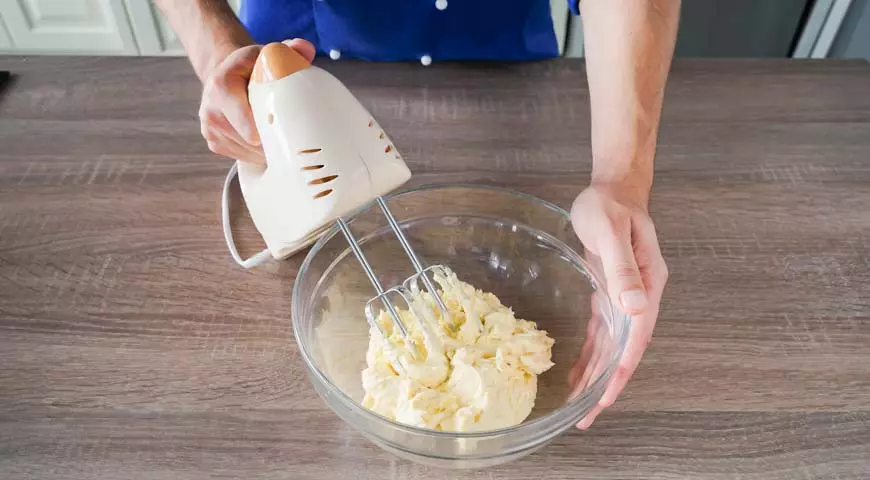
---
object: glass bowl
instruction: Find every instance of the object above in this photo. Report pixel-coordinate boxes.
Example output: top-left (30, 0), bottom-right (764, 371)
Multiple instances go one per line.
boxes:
top-left (292, 184), bottom-right (629, 469)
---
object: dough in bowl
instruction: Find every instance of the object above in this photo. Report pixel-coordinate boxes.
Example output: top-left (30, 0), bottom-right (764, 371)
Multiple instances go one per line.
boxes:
top-left (361, 270), bottom-right (555, 432)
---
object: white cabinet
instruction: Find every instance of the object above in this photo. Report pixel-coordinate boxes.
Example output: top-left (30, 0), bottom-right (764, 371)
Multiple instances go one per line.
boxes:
top-left (0, 0), bottom-right (238, 55)
top-left (0, 0), bottom-right (138, 54)
top-left (0, 14), bottom-right (12, 49)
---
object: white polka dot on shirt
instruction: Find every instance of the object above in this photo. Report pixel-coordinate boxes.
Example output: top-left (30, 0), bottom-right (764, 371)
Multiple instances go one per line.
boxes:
top-left (435, 0), bottom-right (448, 10)
top-left (420, 55), bottom-right (432, 66)
top-left (329, 49), bottom-right (341, 60)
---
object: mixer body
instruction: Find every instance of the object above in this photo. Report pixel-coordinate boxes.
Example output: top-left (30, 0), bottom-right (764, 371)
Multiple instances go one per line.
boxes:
top-left (239, 43), bottom-right (411, 260)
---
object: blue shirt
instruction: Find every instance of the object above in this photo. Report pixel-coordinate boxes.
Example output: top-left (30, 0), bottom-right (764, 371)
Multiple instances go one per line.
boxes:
top-left (240, 0), bottom-right (579, 62)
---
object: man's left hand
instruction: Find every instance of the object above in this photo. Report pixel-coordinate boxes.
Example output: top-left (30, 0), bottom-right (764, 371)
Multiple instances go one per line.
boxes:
top-left (569, 181), bottom-right (668, 429)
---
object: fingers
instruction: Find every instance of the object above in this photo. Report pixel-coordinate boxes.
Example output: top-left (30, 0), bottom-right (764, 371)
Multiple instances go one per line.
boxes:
top-left (574, 317), bottom-right (645, 431)
top-left (568, 294), bottom-right (605, 394)
top-left (595, 217), bottom-right (667, 408)
top-left (207, 45), bottom-right (262, 146)
top-left (201, 110), bottom-right (264, 164)
top-left (599, 306), bottom-right (657, 408)
top-left (576, 404), bottom-right (604, 430)
top-left (221, 74), bottom-right (261, 146)
top-left (200, 45), bottom-right (265, 163)
top-left (282, 38), bottom-right (316, 62)
top-left (584, 217), bottom-right (667, 426)
top-left (571, 292), bottom-right (610, 430)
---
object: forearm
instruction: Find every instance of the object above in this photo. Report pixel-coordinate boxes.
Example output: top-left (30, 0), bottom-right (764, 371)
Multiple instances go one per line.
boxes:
top-left (580, 0), bottom-right (680, 201)
top-left (154, 0), bottom-right (253, 82)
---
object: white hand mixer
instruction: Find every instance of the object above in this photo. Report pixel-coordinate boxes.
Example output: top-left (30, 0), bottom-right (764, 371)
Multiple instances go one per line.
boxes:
top-left (220, 42), bottom-right (456, 358)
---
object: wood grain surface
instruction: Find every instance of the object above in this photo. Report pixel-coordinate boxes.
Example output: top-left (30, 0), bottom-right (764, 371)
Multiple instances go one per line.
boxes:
top-left (0, 56), bottom-right (869, 479)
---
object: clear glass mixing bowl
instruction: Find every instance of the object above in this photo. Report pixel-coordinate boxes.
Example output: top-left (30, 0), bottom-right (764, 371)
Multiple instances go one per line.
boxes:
top-left (292, 184), bottom-right (630, 469)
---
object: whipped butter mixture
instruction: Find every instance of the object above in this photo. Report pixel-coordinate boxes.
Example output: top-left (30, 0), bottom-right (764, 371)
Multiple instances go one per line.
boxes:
top-left (361, 270), bottom-right (555, 432)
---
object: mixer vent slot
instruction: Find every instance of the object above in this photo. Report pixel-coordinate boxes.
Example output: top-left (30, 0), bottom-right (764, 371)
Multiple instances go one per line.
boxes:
top-left (379, 132), bottom-right (385, 139)
top-left (308, 175), bottom-right (339, 185)
top-left (298, 148), bottom-right (322, 154)
top-left (301, 165), bottom-right (324, 171)
top-left (314, 189), bottom-right (333, 199)
top-left (384, 145), bottom-right (392, 153)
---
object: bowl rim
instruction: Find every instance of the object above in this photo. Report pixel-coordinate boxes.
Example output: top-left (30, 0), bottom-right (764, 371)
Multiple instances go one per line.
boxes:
top-left (291, 183), bottom-right (630, 439)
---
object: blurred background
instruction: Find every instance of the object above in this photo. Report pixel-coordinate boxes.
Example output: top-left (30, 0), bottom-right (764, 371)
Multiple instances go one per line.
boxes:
top-left (0, 0), bottom-right (866, 60)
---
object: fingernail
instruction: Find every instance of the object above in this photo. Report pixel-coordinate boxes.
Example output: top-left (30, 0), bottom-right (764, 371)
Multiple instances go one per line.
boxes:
top-left (620, 289), bottom-right (647, 313)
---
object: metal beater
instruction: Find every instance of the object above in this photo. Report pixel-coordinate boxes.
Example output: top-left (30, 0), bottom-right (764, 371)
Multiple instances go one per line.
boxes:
top-left (336, 197), bottom-right (453, 360)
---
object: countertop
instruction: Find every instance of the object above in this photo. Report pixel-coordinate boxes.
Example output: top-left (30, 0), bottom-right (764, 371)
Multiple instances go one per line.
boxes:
top-left (0, 57), bottom-right (869, 479)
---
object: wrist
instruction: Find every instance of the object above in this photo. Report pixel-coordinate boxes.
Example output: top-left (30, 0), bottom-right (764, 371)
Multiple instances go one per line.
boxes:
top-left (198, 39), bottom-right (245, 80)
top-left (590, 159), bottom-right (653, 208)
top-left (194, 23), bottom-right (253, 82)
top-left (590, 133), bottom-right (657, 207)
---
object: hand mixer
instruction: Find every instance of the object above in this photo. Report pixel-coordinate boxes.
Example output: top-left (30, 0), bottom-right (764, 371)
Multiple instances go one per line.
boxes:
top-left (220, 42), bottom-right (457, 360)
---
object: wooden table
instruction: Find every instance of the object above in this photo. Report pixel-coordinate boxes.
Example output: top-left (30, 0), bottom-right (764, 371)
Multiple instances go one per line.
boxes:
top-left (1, 57), bottom-right (869, 479)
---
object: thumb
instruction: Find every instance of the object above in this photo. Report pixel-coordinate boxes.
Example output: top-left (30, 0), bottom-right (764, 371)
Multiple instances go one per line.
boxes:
top-left (598, 228), bottom-right (647, 316)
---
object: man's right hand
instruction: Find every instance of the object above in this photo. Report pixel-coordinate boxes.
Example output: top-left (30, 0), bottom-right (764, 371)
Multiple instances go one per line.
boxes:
top-left (198, 39), bottom-right (316, 164)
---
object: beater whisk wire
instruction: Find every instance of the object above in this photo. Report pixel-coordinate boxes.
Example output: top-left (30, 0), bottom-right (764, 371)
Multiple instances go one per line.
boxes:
top-left (336, 216), bottom-right (420, 358)
top-left (375, 197), bottom-right (450, 321)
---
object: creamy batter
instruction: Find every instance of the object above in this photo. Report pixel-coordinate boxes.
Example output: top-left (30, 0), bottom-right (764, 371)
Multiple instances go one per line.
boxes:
top-left (361, 270), bottom-right (555, 432)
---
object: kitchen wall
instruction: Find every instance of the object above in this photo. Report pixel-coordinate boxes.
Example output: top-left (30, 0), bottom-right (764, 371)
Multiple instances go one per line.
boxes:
top-left (672, 0), bottom-right (809, 57)
top-left (564, 0), bottom-right (869, 59)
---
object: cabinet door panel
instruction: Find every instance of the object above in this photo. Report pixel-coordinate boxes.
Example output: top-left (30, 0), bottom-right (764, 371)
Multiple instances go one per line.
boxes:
top-left (0, 0), bottom-right (137, 54)
top-left (0, 15), bottom-right (12, 49)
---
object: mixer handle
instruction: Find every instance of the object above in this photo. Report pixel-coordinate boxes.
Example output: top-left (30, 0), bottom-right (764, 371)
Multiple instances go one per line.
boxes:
top-left (251, 42), bottom-right (311, 84)
top-left (221, 41), bottom-right (320, 269)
